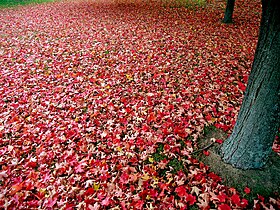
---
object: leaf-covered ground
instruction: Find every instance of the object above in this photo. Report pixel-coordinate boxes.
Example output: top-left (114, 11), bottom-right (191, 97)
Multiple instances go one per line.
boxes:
top-left (0, 0), bottom-right (279, 209)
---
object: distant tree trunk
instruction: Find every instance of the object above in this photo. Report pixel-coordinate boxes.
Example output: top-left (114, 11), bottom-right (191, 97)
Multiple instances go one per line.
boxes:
top-left (222, 0), bottom-right (235, 23)
top-left (220, 0), bottom-right (280, 169)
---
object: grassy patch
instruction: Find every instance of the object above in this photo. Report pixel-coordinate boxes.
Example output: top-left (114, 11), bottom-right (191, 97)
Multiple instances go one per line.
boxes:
top-left (167, 158), bottom-right (185, 173)
top-left (151, 142), bottom-right (187, 177)
top-left (161, 0), bottom-right (207, 8)
top-left (156, 158), bottom-right (186, 177)
top-left (0, 0), bottom-right (55, 8)
top-left (152, 143), bottom-right (166, 162)
top-left (276, 130), bottom-right (280, 138)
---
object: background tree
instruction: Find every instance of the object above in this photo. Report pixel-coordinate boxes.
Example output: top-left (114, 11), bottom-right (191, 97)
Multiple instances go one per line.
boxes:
top-left (220, 0), bottom-right (280, 169)
top-left (222, 0), bottom-right (235, 23)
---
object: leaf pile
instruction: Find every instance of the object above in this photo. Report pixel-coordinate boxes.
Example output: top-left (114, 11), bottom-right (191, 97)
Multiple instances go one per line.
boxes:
top-left (0, 0), bottom-right (279, 209)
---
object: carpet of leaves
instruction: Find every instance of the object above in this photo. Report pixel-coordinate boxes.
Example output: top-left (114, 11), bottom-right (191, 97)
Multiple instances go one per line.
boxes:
top-left (0, 0), bottom-right (279, 209)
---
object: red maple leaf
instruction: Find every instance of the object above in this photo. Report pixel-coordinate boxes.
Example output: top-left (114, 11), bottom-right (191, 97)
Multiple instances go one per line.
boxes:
top-left (203, 150), bottom-right (210, 156)
top-left (175, 185), bottom-right (187, 197)
top-left (218, 204), bottom-right (231, 210)
top-left (65, 203), bottom-right (75, 210)
top-left (240, 198), bottom-right (249, 208)
top-left (231, 194), bottom-right (241, 206)
top-left (120, 172), bottom-right (129, 184)
top-left (186, 194), bottom-right (196, 205)
top-left (215, 139), bottom-right (223, 144)
top-left (244, 187), bottom-right (251, 194)
top-left (237, 82), bottom-right (246, 92)
top-left (217, 192), bottom-right (227, 203)
top-left (84, 188), bottom-right (95, 196)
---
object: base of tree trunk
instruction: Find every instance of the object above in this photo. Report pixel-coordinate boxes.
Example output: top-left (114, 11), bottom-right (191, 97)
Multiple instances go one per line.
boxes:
top-left (222, 0), bottom-right (235, 24)
top-left (222, 16), bottom-right (233, 24)
top-left (195, 126), bottom-right (280, 205)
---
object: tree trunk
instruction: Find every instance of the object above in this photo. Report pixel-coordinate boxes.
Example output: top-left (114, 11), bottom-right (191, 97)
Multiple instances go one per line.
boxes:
top-left (220, 0), bottom-right (280, 169)
top-left (222, 0), bottom-right (235, 23)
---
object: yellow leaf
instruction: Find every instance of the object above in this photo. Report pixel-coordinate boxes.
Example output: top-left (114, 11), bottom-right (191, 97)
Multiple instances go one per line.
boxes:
top-left (151, 176), bottom-right (159, 188)
top-left (211, 118), bottom-right (217, 123)
top-left (93, 183), bottom-right (100, 191)
top-left (167, 177), bottom-right (173, 184)
top-left (148, 157), bottom-right (154, 163)
top-left (39, 188), bottom-right (47, 196)
top-left (152, 176), bottom-right (158, 182)
top-left (142, 174), bottom-right (150, 181)
top-left (126, 74), bottom-right (133, 81)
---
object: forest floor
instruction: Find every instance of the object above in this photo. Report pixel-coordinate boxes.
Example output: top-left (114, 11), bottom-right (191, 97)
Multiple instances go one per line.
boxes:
top-left (0, 0), bottom-right (279, 209)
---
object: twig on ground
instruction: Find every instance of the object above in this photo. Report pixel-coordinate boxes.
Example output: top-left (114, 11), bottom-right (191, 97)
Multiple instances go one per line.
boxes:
top-left (192, 141), bottom-right (215, 155)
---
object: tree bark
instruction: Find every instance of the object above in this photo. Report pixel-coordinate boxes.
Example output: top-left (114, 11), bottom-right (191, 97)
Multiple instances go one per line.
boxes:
top-left (220, 0), bottom-right (280, 169)
top-left (222, 0), bottom-right (235, 23)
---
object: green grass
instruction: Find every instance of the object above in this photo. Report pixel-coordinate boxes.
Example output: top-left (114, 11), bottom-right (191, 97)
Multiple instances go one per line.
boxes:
top-left (161, 0), bottom-right (207, 8)
top-left (0, 0), bottom-right (55, 8)
top-left (150, 142), bottom-right (188, 178)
